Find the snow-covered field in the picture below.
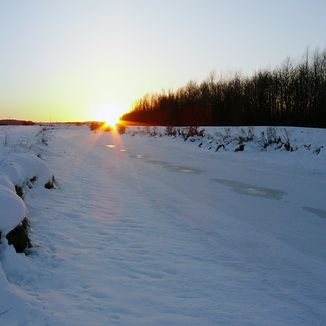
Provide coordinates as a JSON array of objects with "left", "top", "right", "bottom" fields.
[{"left": 0, "top": 124, "right": 326, "bottom": 325}]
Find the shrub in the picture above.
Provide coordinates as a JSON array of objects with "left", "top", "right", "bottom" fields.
[
  {"left": 239, "top": 127, "right": 255, "bottom": 142},
  {"left": 260, "top": 126, "right": 282, "bottom": 149},
  {"left": 314, "top": 146, "right": 323, "bottom": 155},
  {"left": 5, "top": 217, "right": 32, "bottom": 253},
  {"left": 165, "top": 126, "right": 177, "bottom": 137},
  {"left": 182, "top": 126, "right": 205, "bottom": 141},
  {"left": 116, "top": 124, "right": 127, "bottom": 134},
  {"left": 15, "top": 185, "right": 24, "bottom": 198},
  {"left": 216, "top": 128, "right": 232, "bottom": 141},
  {"left": 281, "top": 128, "right": 294, "bottom": 151},
  {"left": 89, "top": 121, "right": 104, "bottom": 131},
  {"left": 44, "top": 175, "right": 60, "bottom": 189},
  {"left": 235, "top": 144, "right": 245, "bottom": 152}
]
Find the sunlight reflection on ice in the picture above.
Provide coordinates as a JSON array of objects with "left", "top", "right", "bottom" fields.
[
  {"left": 102, "top": 144, "right": 127, "bottom": 151},
  {"left": 166, "top": 165, "right": 204, "bottom": 174},
  {"left": 211, "top": 178, "right": 287, "bottom": 200},
  {"left": 129, "top": 155, "right": 204, "bottom": 174},
  {"left": 146, "top": 159, "right": 204, "bottom": 174},
  {"left": 129, "top": 154, "right": 150, "bottom": 159}
]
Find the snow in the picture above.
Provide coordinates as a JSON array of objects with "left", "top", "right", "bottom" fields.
[
  {"left": 0, "top": 126, "right": 53, "bottom": 235},
  {"left": 0, "top": 160, "right": 25, "bottom": 188},
  {"left": 5, "top": 152, "right": 53, "bottom": 187},
  {"left": 0, "top": 185, "right": 27, "bottom": 235},
  {"left": 0, "top": 174, "right": 15, "bottom": 192},
  {"left": 0, "top": 124, "right": 326, "bottom": 325}
]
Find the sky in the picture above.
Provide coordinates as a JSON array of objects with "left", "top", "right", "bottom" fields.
[{"left": 1, "top": 0, "right": 326, "bottom": 122}]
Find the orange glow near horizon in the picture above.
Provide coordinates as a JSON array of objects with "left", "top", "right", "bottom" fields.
[{"left": 95, "top": 103, "right": 127, "bottom": 127}]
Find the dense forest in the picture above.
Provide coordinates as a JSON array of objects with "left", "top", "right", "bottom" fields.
[{"left": 122, "top": 48, "right": 326, "bottom": 128}]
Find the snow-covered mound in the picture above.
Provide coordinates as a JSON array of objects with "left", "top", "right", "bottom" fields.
[
  {"left": 0, "top": 174, "right": 15, "bottom": 192},
  {"left": 0, "top": 126, "right": 54, "bottom": 246},
  {"left": 1, "top": 152, "right": 54, "bottom": 189},
  {"left": 0, "top": 161, "right": 24, "bottom": 189},
  {"left": 0, "top": 185, "right": 27, "bottom": 236}
]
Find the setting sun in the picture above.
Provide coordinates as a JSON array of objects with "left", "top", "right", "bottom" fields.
[{"left": 95, "top": 103, "right": 126, "bottom": 127}]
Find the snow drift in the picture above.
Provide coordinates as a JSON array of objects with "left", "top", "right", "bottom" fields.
[{"left": 0, "top": 126, "right": 54, "bottom": 251}]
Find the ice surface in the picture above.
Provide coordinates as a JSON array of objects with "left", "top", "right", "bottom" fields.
[
  {"left": 146, "top": 159, "right": 204, "bottom": 174},
  {"left": 211, "top": 178, "right": 287, "bottom": 200},
  {"left": 302, "top": 206, "right": 326, "bottom": 219},
  {"left": 0, "top": 125, "right": 325, "bottom": 325}
]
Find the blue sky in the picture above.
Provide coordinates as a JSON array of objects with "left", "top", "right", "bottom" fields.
[{"left": 1, "top": 0, "right": 325, "bottom": 122}]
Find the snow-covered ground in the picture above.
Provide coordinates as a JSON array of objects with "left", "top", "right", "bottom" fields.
[{"left": 0, "top": 125, "right": 326, "bottom": 325}]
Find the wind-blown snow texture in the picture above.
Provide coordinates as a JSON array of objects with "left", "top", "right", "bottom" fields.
[{"left": 0, "top": 125, "right": 325, "bottom": 325}]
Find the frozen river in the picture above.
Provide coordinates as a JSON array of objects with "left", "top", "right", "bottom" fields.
[{"left": 1, "top": 125, "right": 326, "bottom": 325}]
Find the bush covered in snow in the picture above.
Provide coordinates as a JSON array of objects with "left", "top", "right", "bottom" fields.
[
  {"left": 0, "top": 126, "right": 55, "bottom": 253},
  {"left": 122, "top": 125, "right": 325, "bottom": 156}
]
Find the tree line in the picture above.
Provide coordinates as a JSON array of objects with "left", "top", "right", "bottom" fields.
[
  {"left": 122, "top": 48, "right": 326, "bottom": 127},
  {"left": 0, "top": 119, "right": 35, "bottom": 125}
]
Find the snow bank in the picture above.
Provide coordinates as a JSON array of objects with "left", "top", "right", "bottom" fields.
[
  {"left": 0, "top": 161, "right": 25, "bottom": 188},
  {"left": 125, "top": 125, "right": 326, "bottom": 173},
  {"left": 0, "top": 257, "right": 45, "bottom": 325},
  {"left": 0, "top": 174, "right": 15, "bottom": 192},
  {"left": 0, "top": 126, "right": 54, "bottom": 323},
  {"left": 0, "top": 185, "right": 27, "bottom": 236},
  {"left": 4, "top": 152, "right": 54, "bottom": 188},
  {"left": 126, "top": 125, "right": 326, "bottom": 152},
  {"left": 0, "top": 126, "right": 54, "bottom": 237}
]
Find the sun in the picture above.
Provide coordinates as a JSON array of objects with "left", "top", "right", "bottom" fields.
[{"left": 95, "top": 103, "right": 125, "bottom": 127}]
